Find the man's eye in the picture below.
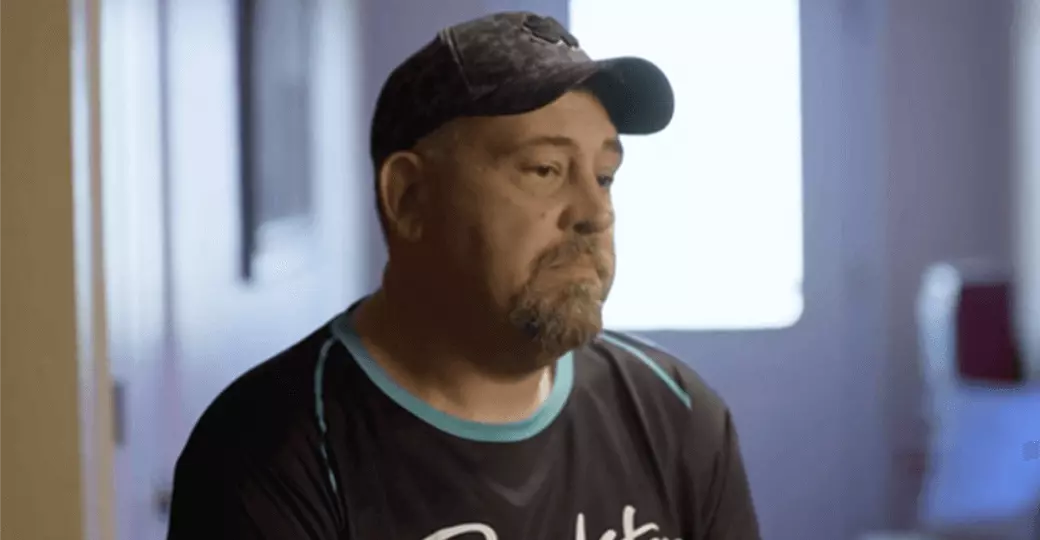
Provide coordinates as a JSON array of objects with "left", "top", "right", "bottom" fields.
[
  {"left": 597, "top": 175, "right": 615, "bottom": 188},
  {"left": 527, "top": 164, "right": 560, "bottom": 178}
]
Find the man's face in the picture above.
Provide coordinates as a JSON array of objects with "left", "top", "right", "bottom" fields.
[{"left": 419, "top": 90, "right": 621, "bottom": 361}]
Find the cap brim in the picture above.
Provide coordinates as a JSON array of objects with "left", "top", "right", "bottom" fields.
[
  {"left": 584, "top": 57, "right": 675, "bottom": 135},
  {"left": 476, "top": 57, "right": 674, "bottom": 135}
]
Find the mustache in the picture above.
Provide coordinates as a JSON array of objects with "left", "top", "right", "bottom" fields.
[{"left": 533, "top": 236, "right": 612, "bottom": 281}]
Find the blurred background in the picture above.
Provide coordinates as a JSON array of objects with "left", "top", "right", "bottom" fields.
[{"left": 2, "top": 0, "right": 1039, "bottom": 539}]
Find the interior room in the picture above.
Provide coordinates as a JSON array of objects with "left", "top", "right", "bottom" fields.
[{"left": 2, "top": 0, "right": 1039, "bottom": 538}]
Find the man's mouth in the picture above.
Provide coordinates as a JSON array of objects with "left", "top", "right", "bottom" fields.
[{"left": 547, "top": 259, "right": 603, "bottom": 278}]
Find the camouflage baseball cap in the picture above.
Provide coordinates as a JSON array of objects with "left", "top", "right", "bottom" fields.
[{"left": 369, "top": 11, "right": 674, "bottom": 168}]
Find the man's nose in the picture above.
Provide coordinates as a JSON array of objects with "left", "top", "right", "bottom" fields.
[{"left": 563, "top": 171, "right": 614, "bottom": 236}]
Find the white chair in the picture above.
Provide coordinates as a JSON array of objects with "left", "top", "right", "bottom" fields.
[{"left": 915, "top": 261, "right": 1040, "bottom": 537}]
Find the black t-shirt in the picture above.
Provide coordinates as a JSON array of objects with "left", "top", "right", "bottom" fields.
[{"left": 167, "top": 309, "right": 760, "bottom": 540}]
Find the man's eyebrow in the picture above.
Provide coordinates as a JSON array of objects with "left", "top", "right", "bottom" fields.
[
  {"left": 604, "top": 137, "right": 624, "bottom": 158},
  {"left": 513, "top": 135, "right": 624, "bottom": 158}
]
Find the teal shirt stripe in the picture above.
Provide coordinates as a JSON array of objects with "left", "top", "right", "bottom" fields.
[
  {"left": 329, "top": 312, "right": 574, "bottom": 443},
  {"left": 313, "top": 336, "right": 340, "bottom": 495},
  {"left": 599, "top": 333, "right": 692, "bottom": 409}
]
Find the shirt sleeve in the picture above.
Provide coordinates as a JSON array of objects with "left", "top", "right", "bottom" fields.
[
  {"left": 165, "top": 364, "right": 345, "bottom": 540},
  {"left": 695, "top": 408, "right": 761, "bottom": 540},
  {"left": 668, "top": 361, "right": 761, "bottom": 540},
  {"left": 166, "top": 432, "right": 342, "bottom": 540},
  {"left": 598, "top": 331, "right": 761, "bottom": 539}
]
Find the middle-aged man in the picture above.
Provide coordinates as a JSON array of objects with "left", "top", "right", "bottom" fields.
[{"left": 167, "top": 11, "right": 761, "bottom": 540}]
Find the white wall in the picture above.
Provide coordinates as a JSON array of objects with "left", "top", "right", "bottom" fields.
[
  {"left": 884, "top": 0, "right": 1017, "bottom": 526},
  {"left": 1015, "top": 0, "right": 1040, "bottom": 377}
]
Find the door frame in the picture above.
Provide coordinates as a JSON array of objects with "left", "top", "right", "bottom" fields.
[
  {"left": 98, "top": 0, "right": 176, "bottom": 536},
  {"left": 71, "top": 0, "right": 117, "bottom": 538}
]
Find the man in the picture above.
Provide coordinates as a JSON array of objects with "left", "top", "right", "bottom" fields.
[{"left": 167, "top": 11, "right": 760, "bottom": 540}]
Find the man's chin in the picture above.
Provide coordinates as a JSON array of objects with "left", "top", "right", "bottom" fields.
[
  {"left": 513, "top": 298, "right": 604, "bottom": 355},
  {"left": 539, "top": 318, "right": 602, "bottom": 355}
]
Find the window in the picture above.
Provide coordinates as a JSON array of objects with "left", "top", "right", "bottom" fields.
[{"left": 569, "top": 0, "right": 804, "bottom": 330}]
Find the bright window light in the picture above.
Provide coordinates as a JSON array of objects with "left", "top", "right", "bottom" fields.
[{"left": 570, "top": 0, "right": 805, "bottom": 331}]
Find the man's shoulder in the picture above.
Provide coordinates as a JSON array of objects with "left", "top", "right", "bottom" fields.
[
  {"left": 578, "top": 330, "right": 730, "bottom": 419},
  {"left": 175, "top": 326, "right": 333, "bottom": 467},
  {"left": 167, "top": 325, "right": 347, "bottom": 537}
]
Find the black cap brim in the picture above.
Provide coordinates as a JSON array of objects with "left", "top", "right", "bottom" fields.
[
  {"left": 584, "top": 57, "right": 675, "bottom": 135},
  {"left": 475, "top": 56, "right": 674, "bottom": 135}
]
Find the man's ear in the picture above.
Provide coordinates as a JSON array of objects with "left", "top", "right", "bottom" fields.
[{"left": 378, "top": 151, "right": 428, "bottom": 242}]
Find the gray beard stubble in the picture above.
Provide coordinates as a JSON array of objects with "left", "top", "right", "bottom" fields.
[{"left": 507, "top": 237, "right": 613, "bottom": 357}]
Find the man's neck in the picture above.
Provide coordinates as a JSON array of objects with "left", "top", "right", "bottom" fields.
[{"left": 351, "top": 289, "right": 555, "bottom": 424}]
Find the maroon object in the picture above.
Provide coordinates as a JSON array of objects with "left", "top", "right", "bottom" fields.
[{"left": 955, "top": 280, "right": 1024, "bottom": 383}]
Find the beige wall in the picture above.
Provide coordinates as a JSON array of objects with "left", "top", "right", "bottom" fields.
[{"left": 1, "top": 1, "right": 109, "bottom": 539}]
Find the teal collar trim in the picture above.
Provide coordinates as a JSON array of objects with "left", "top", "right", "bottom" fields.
[{"left": 329, "top": 311, "right": 574, "bottom": 443}]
